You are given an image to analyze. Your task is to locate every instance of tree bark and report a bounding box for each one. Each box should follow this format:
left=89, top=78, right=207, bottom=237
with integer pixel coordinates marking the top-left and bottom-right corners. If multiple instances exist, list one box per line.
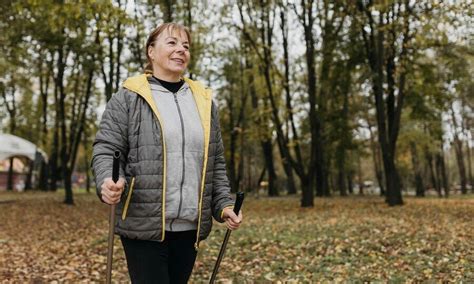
left=358, top=2, right=408, bottom=206
left=466, top=139, right=474, bottom=193
left=298, top=0, right=317, bottom=206
left=410, top=141, right=425, bottom=197
left=244, top=43, right=279, bottom=197
left=280, top=3, right=297, bottom=195
left=39, top=160, right=49, bottom=191
left=436, top=151, right=449, bottom=197
left=357, top=153, right=364, bottom=195
left=368, top=124, right=385, bottom=196
left=451, top=107, right=467, bottom=194
left=347, top=172, right=354, bottom=194
left=425, top=150, right=441, bottom=197
left=56, top=46, right=75, bottom=204
left=1, top=84, right=17, bottom=191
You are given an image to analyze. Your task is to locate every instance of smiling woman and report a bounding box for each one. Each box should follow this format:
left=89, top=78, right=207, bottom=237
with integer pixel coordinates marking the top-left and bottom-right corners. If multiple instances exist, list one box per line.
left=91, top=22, right=243, bottom=283
left=145, top=23, right=191, bottom=82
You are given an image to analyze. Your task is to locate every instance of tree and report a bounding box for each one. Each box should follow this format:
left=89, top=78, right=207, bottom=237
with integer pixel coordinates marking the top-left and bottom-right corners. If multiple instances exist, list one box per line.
left=354, top=0, right=428, bottom=206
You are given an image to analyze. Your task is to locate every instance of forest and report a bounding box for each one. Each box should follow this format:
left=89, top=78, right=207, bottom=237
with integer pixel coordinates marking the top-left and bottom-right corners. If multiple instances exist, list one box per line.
left=1, top=0, right=472, bottom=206
left=1, top=0, right=473, bottom=282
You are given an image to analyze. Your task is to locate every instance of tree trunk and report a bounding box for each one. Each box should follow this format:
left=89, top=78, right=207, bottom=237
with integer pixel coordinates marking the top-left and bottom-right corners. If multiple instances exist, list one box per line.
left=262, top=140, right=279, bottom=196
left=461, top=100, right=473, bottom=193
left=437, top=151, right=449, bottom=197
left=410, top=141, right=424, bottom=197
left=49, top=95, right=59, bottom=192
left=243, top=37, right=279, bottom=197
left=383, top=157, right=403, bottom=205
left=301, top=175, right=313, bottom=207
left=228, top=95, right=238, bottom=193
left=335, top=72, right=351, bottom=197
left=347, top=172, right=354, bottom=194
left=368, top=125, right=385, bottom=196
left=466, top=141, right=473, bottom=193
left=280, top=3, right=297, bottom=196
left=426, top=151, right=441, bottom=197
left=2, top=85, right=17, bottom=191
left=64, top=168, right=73, bottom=204
left=227, top=57, right=248, bottom=193
left=161, top=0, right=174, bottom=22
left=314, top=2, right=345, bottom=197
left=85, top=156, right=91, bottom=193
left=229, top=124, right=242, bottom=193
left=39, top=160, right=49, bottom=191
left=358, top=2, right=407, bottom=206
left=357, top=154, right=364, bottom=195
left=83, top=127, right=91, bottom=194
left=451, top=107, right=467, bottom=194
left=281, top=157, right=297, bottom=195
left=237, top=123, right=245, bottom=192
left=303, top=0, right=317, bottom=205
left=337, top=166, right=347, bottom=196
left=246, top=151, right=253, bottom=192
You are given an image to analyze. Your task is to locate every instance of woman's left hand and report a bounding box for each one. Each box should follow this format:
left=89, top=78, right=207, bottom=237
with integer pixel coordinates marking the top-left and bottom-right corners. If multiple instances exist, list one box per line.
left=222, top=208, right=243, bottom=231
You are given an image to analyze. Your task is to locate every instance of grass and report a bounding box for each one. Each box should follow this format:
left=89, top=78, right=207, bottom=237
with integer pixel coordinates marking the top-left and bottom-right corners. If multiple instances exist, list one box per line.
left=0, top=190, right=473, bottom=282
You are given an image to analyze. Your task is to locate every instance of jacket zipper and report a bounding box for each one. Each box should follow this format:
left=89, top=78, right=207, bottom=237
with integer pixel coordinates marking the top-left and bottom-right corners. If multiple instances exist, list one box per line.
left=169, top=92, right=186, bottom=231
left=121, top=177, right=136, bottom=220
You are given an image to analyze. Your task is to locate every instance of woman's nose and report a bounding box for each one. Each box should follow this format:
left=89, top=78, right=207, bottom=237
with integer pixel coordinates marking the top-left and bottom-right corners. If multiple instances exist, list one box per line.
left=176, top=44, right=187, bottom=53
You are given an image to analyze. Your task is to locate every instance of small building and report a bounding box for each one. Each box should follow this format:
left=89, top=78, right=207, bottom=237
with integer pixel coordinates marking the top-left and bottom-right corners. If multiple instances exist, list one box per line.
left=0, top=133, right=47, bottom=191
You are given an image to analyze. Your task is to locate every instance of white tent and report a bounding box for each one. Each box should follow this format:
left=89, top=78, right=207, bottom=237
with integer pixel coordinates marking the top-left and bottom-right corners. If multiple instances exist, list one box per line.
left=0, top=133, right=47, bottom=161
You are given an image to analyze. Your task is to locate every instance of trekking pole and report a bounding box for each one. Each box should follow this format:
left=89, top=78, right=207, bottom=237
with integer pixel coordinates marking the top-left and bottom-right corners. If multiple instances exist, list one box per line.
left=209, top=192, right=245, bottom=284
left=106, top=150, right=121, bottom=284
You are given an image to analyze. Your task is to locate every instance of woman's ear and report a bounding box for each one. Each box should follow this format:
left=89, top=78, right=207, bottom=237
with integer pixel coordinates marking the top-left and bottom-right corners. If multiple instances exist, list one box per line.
left=148, top=46, right=154, bottom=60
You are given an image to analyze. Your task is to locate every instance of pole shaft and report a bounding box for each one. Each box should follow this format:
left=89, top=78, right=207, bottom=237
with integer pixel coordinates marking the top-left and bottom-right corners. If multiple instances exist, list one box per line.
left=106, top=205, right=116, bottom=284
left=209, top=192, right=244, bottom=283
left=209, top=230, right=231, bottom=283
left=106, top=150, right=120, bottom=283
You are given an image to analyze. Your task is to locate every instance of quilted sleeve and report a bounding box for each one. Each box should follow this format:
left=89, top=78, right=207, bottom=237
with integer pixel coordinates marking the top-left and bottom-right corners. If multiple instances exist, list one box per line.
left=210, top=102, right=234, bottom=222
left=91, top=88, right=130, bottom=202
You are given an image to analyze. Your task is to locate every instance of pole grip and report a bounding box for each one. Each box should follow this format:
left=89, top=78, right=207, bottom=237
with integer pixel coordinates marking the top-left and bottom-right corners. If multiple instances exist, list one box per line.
left=233, top=192, right=244, bottom=215
left=112, top=151, right=120, bottom=183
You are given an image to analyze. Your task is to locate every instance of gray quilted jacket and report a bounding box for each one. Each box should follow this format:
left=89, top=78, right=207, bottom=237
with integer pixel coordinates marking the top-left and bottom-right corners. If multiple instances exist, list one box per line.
left=91, top=74, right=234, bottom=248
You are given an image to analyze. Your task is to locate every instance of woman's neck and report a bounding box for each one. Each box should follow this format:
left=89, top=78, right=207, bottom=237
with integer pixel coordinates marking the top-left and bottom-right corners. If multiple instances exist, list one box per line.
left=152, top=70, right=181, bottom=83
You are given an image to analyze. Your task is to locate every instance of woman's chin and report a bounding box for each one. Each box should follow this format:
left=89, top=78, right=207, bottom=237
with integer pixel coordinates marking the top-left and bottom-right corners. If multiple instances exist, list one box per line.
left=166, top=67, right=186, bottom=75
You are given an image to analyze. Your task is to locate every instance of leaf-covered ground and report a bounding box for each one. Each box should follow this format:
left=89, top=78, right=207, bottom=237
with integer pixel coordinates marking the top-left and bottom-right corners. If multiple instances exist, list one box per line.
left=0, top=191, right=472, bottom=282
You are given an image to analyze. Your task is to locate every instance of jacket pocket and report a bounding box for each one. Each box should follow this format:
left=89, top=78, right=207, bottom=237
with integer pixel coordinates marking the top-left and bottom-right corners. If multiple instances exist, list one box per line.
left=121, top=177, right=135, bottom=220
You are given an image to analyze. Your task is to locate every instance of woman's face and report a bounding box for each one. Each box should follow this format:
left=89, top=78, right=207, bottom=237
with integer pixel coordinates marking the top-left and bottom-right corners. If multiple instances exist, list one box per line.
left=148, top=28, right=190, bottom=79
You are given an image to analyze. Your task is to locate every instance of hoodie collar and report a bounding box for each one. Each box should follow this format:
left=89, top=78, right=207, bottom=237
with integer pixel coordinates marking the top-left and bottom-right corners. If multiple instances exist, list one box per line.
left=148, top=76, right=190, bottom=95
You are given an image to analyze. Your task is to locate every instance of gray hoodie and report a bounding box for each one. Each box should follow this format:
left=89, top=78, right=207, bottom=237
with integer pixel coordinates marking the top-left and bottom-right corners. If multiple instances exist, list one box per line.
left=150, top=77, right=204, bottom=231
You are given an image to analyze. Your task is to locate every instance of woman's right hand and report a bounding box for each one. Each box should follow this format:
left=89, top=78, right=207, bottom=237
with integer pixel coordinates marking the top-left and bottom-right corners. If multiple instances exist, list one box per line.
left=101, top=177, right=125, bottom=205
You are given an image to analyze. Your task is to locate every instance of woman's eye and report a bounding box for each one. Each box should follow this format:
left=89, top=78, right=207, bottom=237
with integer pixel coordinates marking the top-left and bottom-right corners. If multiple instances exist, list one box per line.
left=183, top=45, right=189, bottom=50
left=167, top=41, right=176, bottom=45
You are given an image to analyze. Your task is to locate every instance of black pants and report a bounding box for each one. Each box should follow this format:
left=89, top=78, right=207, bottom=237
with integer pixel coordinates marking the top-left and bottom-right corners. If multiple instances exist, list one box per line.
left=120, top=230, right=197, bottom=284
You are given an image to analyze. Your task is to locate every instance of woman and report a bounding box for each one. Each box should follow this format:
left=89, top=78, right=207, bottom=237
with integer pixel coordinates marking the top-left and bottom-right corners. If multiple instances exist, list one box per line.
left=92, top=23, right=243, bottom=283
